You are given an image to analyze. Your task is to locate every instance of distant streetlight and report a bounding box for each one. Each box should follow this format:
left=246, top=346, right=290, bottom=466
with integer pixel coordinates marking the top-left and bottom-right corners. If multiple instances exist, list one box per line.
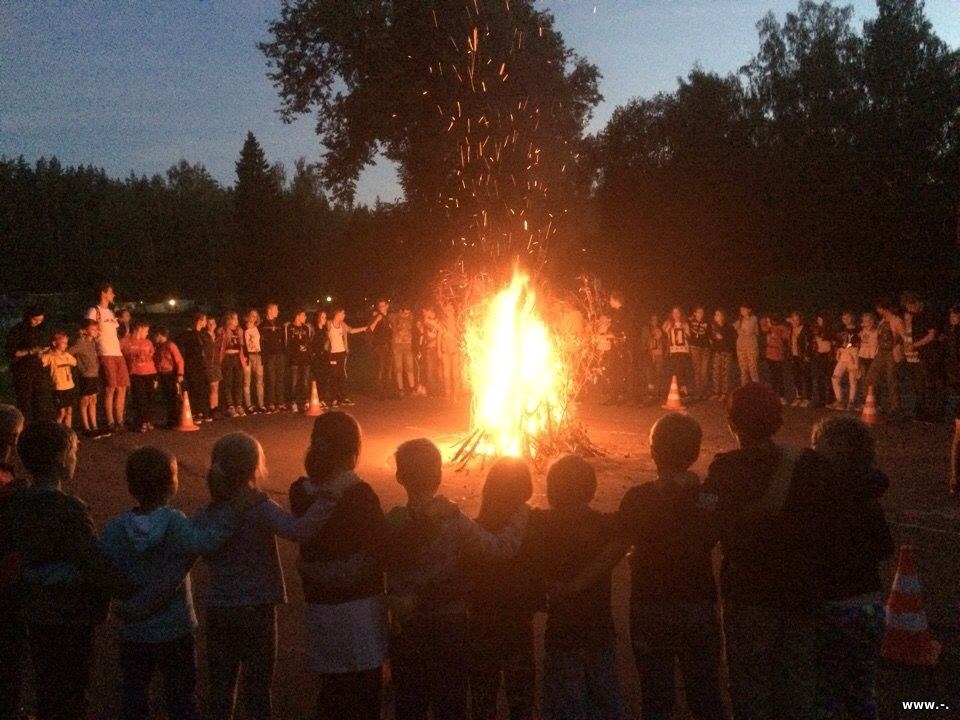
left=326, top=295, right=333, bottom=303
left=167, top=299, right=176, bottom=308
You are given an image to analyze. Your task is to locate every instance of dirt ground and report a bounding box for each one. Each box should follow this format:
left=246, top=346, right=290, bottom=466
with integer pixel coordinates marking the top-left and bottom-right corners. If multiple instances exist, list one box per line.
left=38, top=396, right=960, bottom=718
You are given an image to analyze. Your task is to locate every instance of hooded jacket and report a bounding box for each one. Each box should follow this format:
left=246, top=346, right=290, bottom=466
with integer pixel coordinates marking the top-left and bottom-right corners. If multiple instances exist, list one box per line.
left=100, top=505, right=236, bottom=643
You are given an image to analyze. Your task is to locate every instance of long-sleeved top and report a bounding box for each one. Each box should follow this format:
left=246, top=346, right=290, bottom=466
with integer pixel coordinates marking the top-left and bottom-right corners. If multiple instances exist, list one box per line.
left=100, top=505, right=237, bottom=643
left=243, top=325, right=262, bottom=354
left=285, top=323, right=312, bottom=363
left=68, top=335, right=100, bottom=378
left=2, top=486, right=136, bottom=626
left=155, top=340, right=185, bottom=376
left=260, top=318, right=285, bottom=356
left=41, top=349, right=77, bottom=390
left=194, top=496, right=334, bottom=608
left=217, top=327, right=247, bottom=368
left=384, top=498, right=528, bottom=618
left=122, top=337, right=157, bottom=376
left=5, top=320, right=43, bottom=376
left=710, top=323, right=736, bottom=354
left=178, top=329, right=206, bottom=380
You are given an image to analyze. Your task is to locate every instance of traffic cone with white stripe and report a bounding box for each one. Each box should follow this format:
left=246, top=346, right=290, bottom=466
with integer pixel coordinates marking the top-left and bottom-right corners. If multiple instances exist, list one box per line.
left=881, top=545, right=941, bottom=667
left=861, top=385, right=880, bottom=426
left=176, top=390, right=200, bottom=432
left=661, top=375, right=684, bottom=410
left=305, top=381, right=324, bottom=417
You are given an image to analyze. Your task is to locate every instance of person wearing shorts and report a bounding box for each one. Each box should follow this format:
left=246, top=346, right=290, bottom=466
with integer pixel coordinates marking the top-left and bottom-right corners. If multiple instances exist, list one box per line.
left=86, top=283, right=129, bottom=432
left=68, top=319, right=106, bottom=438
left=41, top=332, right=77, bottom=428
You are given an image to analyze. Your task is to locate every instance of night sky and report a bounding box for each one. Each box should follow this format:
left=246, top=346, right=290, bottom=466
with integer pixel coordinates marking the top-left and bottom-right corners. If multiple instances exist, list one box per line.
left=2, top=0, right=958, bottom=205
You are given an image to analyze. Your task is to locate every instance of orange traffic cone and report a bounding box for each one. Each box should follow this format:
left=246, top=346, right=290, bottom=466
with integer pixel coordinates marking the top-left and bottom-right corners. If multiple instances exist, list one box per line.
left=176, top=390, right=200, bottom=432
left=661, top=375, right=684, bottom=410
left=881, top=545, right=941, bottom=667
left=861, top=385, right=880, bottom=426
left=305, top=381, right=324, bottom=417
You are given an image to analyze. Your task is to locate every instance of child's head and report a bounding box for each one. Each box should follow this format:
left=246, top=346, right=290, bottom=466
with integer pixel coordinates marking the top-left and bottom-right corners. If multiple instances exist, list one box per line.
left=314, top=310, right=328, bottom=329
left=265, top=302, right=279, bottom=320
left=24, top=305, right=44, bottom=327
left=788, top=310, right=802, bottom=326
left=81, top=318, right=99, bottom=338
left=376, top=298, right=390, bottom=315
left=546, top=455, right=596, bottom=510
left=739, top=304, right=752, bottom=318
left=206, top=316, right=217, bottom=332
left=51, top=331, right=68, bottom=351
left=0, top=404, right=24, bottom=465
left=811, top=415, right=876, bottom=477
left=650, top=413, right=702, bottom=477
left=727, top=382, right=782, bottom=446
left=693, top=306, right=704, bottom=321
left=245, top=309, right=260, bottom=326
left=293, top=309, right=307, bottom=325
left=306, top=411, right=362, bottom=482
left=132, top=320, right=150, bottom=339
left=395, top=438, right=442, bottom=501
left=17, top=420, right=78, bottom=482
left=207, top=431, right=266, bottom=502
left=97, top=282, right=114, bottom=306
left=713, top=309, right=725, bottom=325
left=126, top=446, right=178, bottom=509
left=861, top=311, right=876, bottom=329
left=153, top=326, right=169, bottom=344
left=119, top=308, right=131, bottom=323
left=649, top=312, right=659, bottom=326
left=670, top=306, right=683, bottom=322
left=223, top=312, right=239, bottom=330
left=477, top=457, right=533, bottom=531
left=841, top=311, right=855, bottom=327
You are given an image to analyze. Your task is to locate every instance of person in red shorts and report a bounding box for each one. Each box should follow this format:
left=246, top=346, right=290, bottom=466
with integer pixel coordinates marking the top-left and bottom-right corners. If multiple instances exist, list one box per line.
left=86, top=282, right=129, bottom=433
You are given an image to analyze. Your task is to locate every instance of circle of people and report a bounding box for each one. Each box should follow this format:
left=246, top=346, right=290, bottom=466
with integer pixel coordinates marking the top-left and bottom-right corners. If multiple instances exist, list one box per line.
left=5, top=284, right=466, bottom=436
left=0, top=380, right=893, bottom=720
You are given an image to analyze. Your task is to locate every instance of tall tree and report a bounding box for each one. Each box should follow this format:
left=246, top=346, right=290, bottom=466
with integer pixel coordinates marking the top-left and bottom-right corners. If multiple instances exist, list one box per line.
left=260, top=0, right=601, bottom=271
left=234, top=132, right=281, bottom=304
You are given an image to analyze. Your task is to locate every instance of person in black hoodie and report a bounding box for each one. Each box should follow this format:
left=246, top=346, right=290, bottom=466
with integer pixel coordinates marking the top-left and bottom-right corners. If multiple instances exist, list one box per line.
left=468, top=457, right=539, bottom=720
left=5, top=306, right=46, bottom=422
left=179, top=312, right=210, bottom=422
left=809, top=416, right=893, bottom=720
left=260, top=302, right=286, bottom=412
left=701, top=383, right=834, bottom=720
left=0, top=405, right=25, bottom=720
left=290, top=412, right=388, bottom=720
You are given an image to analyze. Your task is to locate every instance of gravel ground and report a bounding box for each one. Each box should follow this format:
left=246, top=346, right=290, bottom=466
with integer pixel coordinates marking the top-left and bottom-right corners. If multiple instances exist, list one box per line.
left=27, top=396, right=960, bottom=718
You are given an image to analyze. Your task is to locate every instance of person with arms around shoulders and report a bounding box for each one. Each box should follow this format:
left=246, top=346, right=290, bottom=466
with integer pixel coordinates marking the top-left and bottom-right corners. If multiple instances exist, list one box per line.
left=285, top=308, right=313, bottom=413
left=709, top=309, right=736, bottom=401
left=734, top=303, right=760, bottom=385
left=384, top=438, right=528, bottom=720
left=2, top=421, right=137, bottom=720
left=260, top=302, right=286, bottom=412
left=830, top=311, right=861, bottom=411
left=864, top=299, right=906, bottom=422
left=760, top=313, right=789, bottom=405
left=86, top=283, right=129, bottom=433
left=122, top=320, right=158, bottom=433
left=809, top=416, right=894, bottom=720
left=944, top=305, right=960, bottom=495
left=179, top=313, right=211, bottom=423
left=218, top=312, right=248, bottom=418
left=153, top=326, right=185, bottom=430
left=700, top=383, right=837, bottom=720
left=369, top=298, right=395, bottom=400
left=325, top=307, right=368, bottom=407
left=290, top=412, right=389, bottom=720
left=688, top=306, right=712, bottom=401
left=40, top=331, right=77, bottom=428
left=901, top=292, right=942, bottom=422
left=242, top=309, right=266, bottom=414
left=663, top=306, right=692, bottom=398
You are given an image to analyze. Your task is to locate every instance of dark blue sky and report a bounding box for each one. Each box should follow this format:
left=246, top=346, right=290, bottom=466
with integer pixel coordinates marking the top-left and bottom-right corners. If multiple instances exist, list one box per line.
left=2, top=1, right=958, bottom=205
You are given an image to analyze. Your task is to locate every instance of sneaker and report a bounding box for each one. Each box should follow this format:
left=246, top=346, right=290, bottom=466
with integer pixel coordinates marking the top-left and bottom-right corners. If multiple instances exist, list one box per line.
left=340, top=398, right=355, bottom=406
left=799, top=399, right=810, bottom=408
left=138, top=423, right=150, bottom=433
left=93, top=427, right=111, bottom=439
left=226, top=406, right=238, bottom=418
left=790, top=398, right=801, bottom=407
left=319, top=400, right=329, bottom=409
left=290, top=402, right=299, bottom=413
left=236, top=407, right=247, bottom=417
left=256, top=406, right=268, bottom=414
left=330, top=400, right=340, bottom=408
left=83, top=428, right=99, bottom=440
left=827, top=401, right=846, bottom=411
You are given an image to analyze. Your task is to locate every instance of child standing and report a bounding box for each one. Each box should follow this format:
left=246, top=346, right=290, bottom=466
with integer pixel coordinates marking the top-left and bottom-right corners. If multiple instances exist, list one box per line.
left=154, top=326, right=185, bottom=429
left=122, top=321, right=158, bottom=432
left=309, top=310, right=330, bottom=408
left=290, top=412, right=388, bottom=720
left=203, top=316, right=222, bottom=418
left=0, top=405, right=24, bottom=720
left=688, top=307, right=712, bottom=401
left=663, top=307, right=692, bottom=397
left=830, top=312, right=861, bottom=411
left=811, top=314, right=835, bottom=408
left=788, top=312, right=812, bottom=407
left=709, top=309, right=736, bottom=401
left=100, top=447, right=258, bottom=720
left=325, top=308, right=368, bottom=407
left=218, top=312, right=247, bottom=418
left=734, top=304, right=760, bottom=385
left=41, top=331, right=78, bottom=428
left=619, top=414, right=723, bottom=720
left=196, top=432, right=335, bottom=720
left=385, top=438, right=528, bottom=720
left=69, top=320, right=104, bottom=438
left=809, top=416, right=893, bottom=720
left=527, top=455, right=624, bottom=720
left=857, top=313, right=879, bottom=409
left=180, top=313, right=211, bottom=423
left=285, top=309, right=313, bottom=412
left=2, top=422, right=136, bottom=720
left=468, top=457, right=539, bottom=720
left=760, top=314, right=789, bottom=403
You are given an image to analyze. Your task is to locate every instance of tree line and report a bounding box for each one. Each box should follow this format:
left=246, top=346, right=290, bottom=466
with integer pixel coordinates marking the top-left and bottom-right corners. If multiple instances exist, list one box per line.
left=2, top=0, right=958, bottom=311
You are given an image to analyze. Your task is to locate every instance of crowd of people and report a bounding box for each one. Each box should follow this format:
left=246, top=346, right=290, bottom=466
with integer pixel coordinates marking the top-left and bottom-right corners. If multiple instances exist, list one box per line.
left=4, top=285, right=466, bottom=437
left=0, top=380, right=894, bottom=720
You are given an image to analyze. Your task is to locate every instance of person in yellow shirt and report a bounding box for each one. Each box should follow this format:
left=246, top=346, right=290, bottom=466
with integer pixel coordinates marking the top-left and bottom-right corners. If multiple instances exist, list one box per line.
left=41, top=332, right=77, bottom=427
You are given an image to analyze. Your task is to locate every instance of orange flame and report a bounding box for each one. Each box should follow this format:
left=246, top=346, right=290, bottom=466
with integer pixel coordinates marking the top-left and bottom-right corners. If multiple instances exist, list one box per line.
left=464, top=270, right=569, bottom=458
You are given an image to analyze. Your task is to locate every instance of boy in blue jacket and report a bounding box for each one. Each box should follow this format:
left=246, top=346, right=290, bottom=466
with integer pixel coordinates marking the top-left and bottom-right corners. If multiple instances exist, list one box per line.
left=100, top=446, right=256, bottom=720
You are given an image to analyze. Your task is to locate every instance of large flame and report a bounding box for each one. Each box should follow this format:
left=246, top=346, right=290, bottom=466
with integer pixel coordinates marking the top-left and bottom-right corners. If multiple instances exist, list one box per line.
left=464, top=270, right=570, bottom=458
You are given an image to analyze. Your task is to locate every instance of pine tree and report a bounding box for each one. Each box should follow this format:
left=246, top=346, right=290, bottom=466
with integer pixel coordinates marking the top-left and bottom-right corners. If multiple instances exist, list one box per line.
left=233, top=132, right=280, bottom=304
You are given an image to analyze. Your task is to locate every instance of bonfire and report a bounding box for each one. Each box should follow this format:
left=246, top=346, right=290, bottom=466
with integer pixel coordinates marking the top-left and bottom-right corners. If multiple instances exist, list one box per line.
left=451, top=269, right=599, bottom=469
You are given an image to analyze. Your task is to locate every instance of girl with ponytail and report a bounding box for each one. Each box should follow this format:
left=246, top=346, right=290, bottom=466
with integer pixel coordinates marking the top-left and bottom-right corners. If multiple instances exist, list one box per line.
left=196, top=432, right=337, bottom=720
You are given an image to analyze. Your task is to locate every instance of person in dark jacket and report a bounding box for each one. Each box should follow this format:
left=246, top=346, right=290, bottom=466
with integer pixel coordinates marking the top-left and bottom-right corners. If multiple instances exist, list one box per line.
left=179, top=312, right=210, bottom=422
left=701, top=383, right=835, bottom=720
left=290, top=412, right=387, bottom=720
left=945, top=306, right=960, bottom=495
left=309, top=310, right=331, bottom=408
left=709, top=309, right=736, bottom=400
left=787, top=311, right=813, bottom=407
left=369, top=299, right=395, bottom=400
left=261, top=302, right=287, bottom=412
left=2, top=421, right=137, bottom=720
left=809, top=415, right=893, bottom=720
left=5, top=306, right=46, bottom=422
